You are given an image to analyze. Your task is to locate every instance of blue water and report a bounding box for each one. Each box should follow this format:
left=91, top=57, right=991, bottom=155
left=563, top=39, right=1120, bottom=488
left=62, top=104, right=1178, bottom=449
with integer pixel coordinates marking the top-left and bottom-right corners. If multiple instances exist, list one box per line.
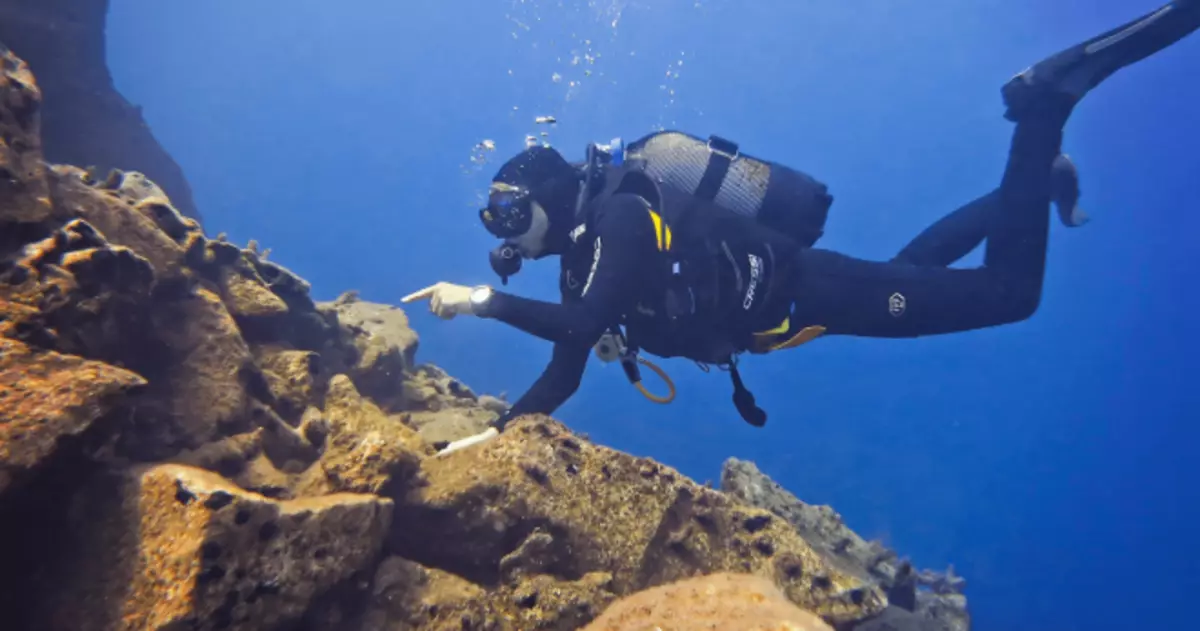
left=107, top=1, right=1200, bottom=628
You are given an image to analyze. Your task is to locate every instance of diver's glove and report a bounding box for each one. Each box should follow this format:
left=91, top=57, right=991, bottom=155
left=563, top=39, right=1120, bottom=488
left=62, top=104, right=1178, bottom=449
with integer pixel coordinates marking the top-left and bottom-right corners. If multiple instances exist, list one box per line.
left=402, top=282, right=491, bottom=320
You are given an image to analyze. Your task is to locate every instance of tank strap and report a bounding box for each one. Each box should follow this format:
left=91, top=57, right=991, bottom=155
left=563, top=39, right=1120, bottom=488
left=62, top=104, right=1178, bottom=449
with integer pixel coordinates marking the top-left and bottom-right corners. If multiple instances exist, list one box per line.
left=695, top=135, right=740, bottom=200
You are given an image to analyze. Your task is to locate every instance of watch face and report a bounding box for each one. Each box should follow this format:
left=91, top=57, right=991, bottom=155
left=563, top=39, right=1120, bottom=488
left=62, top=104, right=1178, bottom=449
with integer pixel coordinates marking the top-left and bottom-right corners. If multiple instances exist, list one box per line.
left=471, top=287, right=492, bottom=304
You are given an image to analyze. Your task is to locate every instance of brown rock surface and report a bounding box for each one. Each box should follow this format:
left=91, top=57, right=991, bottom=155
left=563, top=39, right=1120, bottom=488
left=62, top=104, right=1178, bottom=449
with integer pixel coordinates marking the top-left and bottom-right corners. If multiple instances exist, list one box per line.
left=581, top=572, right=835, bottom=631
left=390, top=416, right=887, bottom=627
left=319, top=291, right=420, bottom=410
left=0, top=337, right=145, bottom=493
left=30, top=463, right=391, bottom=631
left=320, top=374, right=430, bottom=495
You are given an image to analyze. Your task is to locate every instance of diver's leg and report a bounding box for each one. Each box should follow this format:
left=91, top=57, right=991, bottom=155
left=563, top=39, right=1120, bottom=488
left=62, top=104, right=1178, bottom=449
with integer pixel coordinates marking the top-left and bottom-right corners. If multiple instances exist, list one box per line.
left=791, top=4, right=1198, bottom=338
left=892, top=154, right=1084, bottom=268
left=1003, top=0, right=1200, bottom=122
left=788, top=99, right=1072, bottom=339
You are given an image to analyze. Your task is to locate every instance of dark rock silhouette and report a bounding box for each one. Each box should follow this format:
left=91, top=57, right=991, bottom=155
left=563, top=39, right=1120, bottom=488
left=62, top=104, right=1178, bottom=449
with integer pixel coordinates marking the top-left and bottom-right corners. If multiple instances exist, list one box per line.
left=0, top=0, right=201, bottom=221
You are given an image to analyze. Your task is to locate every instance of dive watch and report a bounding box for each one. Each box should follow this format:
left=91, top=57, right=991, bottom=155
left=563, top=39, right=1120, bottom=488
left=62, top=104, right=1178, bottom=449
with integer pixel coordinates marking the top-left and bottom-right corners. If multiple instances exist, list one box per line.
left=469, top=285, right=494, bottom=315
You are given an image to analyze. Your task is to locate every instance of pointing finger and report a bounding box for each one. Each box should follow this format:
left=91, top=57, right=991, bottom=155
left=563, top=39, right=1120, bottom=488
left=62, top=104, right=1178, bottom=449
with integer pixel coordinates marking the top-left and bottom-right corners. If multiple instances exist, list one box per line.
left=401, top=284, right=438, bottom=303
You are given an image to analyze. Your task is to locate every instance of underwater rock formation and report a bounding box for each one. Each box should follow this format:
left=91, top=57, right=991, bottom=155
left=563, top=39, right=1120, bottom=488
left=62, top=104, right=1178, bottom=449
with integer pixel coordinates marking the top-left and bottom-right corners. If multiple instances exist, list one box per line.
left=0, top=0, right=201, bottom=221
left=579, top=572, right=835, bottom=631
left=0, top=45, right=959, bottom=630
left=722, top=458, right=971, bottom=631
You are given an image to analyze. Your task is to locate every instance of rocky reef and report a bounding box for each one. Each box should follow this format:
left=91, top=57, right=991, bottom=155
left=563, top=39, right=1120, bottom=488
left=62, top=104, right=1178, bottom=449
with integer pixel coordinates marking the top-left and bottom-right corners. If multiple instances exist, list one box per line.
left=0, top=44, right=970, bottom=631
left=0, top=0, right=201, bottom=221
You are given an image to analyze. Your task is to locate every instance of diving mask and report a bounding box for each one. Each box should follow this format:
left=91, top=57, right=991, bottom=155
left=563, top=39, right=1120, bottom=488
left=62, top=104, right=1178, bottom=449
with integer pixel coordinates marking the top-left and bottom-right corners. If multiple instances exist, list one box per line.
left=479, top=183, right=534, bottom=239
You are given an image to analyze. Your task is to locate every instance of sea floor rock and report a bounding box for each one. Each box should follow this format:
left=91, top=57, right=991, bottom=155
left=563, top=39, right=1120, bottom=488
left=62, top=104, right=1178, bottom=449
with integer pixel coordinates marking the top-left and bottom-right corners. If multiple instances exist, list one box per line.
left=319, top=374, right=430, bottom=495
left=580, top=572, right=835, bottom=631
left=390, top=416, right=887, bottom=628
left=30, top=463, right=392, bottom=631
left=722, top=458, right=971, bottom=631
left=0, top=337, right=145, bottom=495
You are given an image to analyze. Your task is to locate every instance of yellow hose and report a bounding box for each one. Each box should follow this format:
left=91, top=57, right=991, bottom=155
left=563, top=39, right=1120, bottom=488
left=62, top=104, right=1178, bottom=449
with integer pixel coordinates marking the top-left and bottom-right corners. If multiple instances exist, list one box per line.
left=632, top=356, right=676, bottom=404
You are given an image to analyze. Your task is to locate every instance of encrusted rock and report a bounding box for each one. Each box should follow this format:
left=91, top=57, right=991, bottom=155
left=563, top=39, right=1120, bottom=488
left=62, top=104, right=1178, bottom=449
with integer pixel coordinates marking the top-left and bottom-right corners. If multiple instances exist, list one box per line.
left=254, top=347, right=323, bottom=422
left=319, top=292, right=419, bottom=410
left=320, top=374, right=430, bottom=494
left=305, top=555, right=616, bottom=631
left=401, top=363, right=481, bottom=412
left=721, top=458, right=971, bottom=630
left=0, top=337, right=145, bottom=494
left=219, top=263, right=290, bottom=319
left=407, top=405, right=499, bottom=447
left=30, top=464, right=392, bottom=631
left=119, top=287, right=253, bottom=460
left=391, top=416, right=886, bottom=627
left=581, top=572, right=834, bottom=631
left=0, top=218, right=156, bottom=361
left=0, top=43, right=51, bottom=227
left=47, top=165, right=192, bottom=280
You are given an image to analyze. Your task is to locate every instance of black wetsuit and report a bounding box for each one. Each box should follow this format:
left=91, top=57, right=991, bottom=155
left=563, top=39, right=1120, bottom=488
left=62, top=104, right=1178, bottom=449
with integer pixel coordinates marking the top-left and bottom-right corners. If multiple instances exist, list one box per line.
left=477, top=96, right=1074, bottom=427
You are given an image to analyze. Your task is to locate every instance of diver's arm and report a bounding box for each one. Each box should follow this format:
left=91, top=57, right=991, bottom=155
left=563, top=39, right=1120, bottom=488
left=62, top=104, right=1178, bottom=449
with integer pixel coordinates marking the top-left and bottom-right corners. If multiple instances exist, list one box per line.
left=494, top=341, right=590, bottom=429
left=478, top=194, right=655, bottom=347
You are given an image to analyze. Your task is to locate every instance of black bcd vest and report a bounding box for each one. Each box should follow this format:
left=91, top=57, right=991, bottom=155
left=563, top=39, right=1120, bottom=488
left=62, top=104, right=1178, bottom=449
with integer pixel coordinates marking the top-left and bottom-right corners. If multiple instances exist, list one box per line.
left=572, top=131, right=835, bottom=427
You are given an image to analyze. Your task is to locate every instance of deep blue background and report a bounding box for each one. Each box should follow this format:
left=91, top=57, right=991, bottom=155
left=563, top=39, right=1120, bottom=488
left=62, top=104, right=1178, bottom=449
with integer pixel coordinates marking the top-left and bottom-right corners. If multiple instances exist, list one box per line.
left=105, top=1, right=1200, bottom=628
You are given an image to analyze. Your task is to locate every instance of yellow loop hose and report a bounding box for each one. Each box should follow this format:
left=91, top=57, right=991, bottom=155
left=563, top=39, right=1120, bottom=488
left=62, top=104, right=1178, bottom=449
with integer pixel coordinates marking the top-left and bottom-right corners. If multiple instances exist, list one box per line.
left=633, top=356, right=676, bottom=404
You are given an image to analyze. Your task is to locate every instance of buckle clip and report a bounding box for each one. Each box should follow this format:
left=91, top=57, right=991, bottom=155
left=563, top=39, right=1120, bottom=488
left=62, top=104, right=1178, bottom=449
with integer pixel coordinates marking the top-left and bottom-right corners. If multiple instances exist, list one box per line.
left=707, top=135, right=740, bottom=161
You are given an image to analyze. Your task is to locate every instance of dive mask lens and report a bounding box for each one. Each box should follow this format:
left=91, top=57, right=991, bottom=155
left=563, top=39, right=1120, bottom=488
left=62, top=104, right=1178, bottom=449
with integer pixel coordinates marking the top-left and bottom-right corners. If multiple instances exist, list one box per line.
left=479, top=186, right=533, bottom=239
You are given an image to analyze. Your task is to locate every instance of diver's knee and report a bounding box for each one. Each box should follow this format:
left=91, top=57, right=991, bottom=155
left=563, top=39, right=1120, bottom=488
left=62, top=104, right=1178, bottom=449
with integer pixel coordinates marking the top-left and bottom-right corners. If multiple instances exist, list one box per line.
left=1000, top=286, right=1042, bottom=323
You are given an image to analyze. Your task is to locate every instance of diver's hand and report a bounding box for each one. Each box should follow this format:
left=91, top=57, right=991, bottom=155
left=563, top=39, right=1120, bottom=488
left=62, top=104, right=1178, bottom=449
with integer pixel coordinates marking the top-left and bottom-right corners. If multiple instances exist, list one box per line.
left=402, top=282, right=476, bottom=319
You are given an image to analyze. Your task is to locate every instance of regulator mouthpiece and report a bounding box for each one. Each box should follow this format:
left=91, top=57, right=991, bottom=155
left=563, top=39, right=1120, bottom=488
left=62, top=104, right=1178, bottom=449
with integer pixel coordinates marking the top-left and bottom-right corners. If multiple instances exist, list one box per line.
left=489, top=243, right=522, bottom=285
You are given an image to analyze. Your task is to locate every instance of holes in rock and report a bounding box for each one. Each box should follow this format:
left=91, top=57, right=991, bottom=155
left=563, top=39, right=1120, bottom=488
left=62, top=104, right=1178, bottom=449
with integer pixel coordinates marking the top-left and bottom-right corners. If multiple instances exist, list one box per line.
left=811, top=575, right=833, bottom=591
left=204, top=491, right=234, bottom=511
left=753, top=538, right=775, bottom=557
left=305, top=353, right=322, bottom=377
left=564, top=463, right=579, bottom=476
left=234, top=509, right=251, bottom=525
left=514, top=591, right=538, bottom=609
left=447, top=380, right=469, bottom=397
left=201, top=542, right=223, bottom=561
left=777, top=555, right=803, bottom=582
left=258, top=520, right=279, bottom=542
left=522, top=464, right=548, bottom=486
left=849, top=587, right=867, bottom=606
left=174, top=480, right=197, bottom=505
left=198, top=565, right=226, bottom=585
left=601, top=465, right=612, bottom=480
left=742, top=514, right=771, bottom=534
left=691, top=512, right=716, bottom=533
left=560, top=437, right=581, bottom=452
left=314, top=548, right=329, bottom=561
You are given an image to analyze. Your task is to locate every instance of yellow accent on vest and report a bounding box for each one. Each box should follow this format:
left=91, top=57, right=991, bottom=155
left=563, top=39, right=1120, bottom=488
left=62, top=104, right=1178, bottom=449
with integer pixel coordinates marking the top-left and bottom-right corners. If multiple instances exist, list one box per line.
left=752, top=318, right=827, bottom=353
left=646, top=208, right=672, bottom=252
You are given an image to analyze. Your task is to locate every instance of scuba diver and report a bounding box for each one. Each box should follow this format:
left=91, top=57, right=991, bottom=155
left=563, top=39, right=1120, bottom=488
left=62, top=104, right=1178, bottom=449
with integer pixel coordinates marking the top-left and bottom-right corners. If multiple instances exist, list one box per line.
left=404, top=1, right=1200, bottom=451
